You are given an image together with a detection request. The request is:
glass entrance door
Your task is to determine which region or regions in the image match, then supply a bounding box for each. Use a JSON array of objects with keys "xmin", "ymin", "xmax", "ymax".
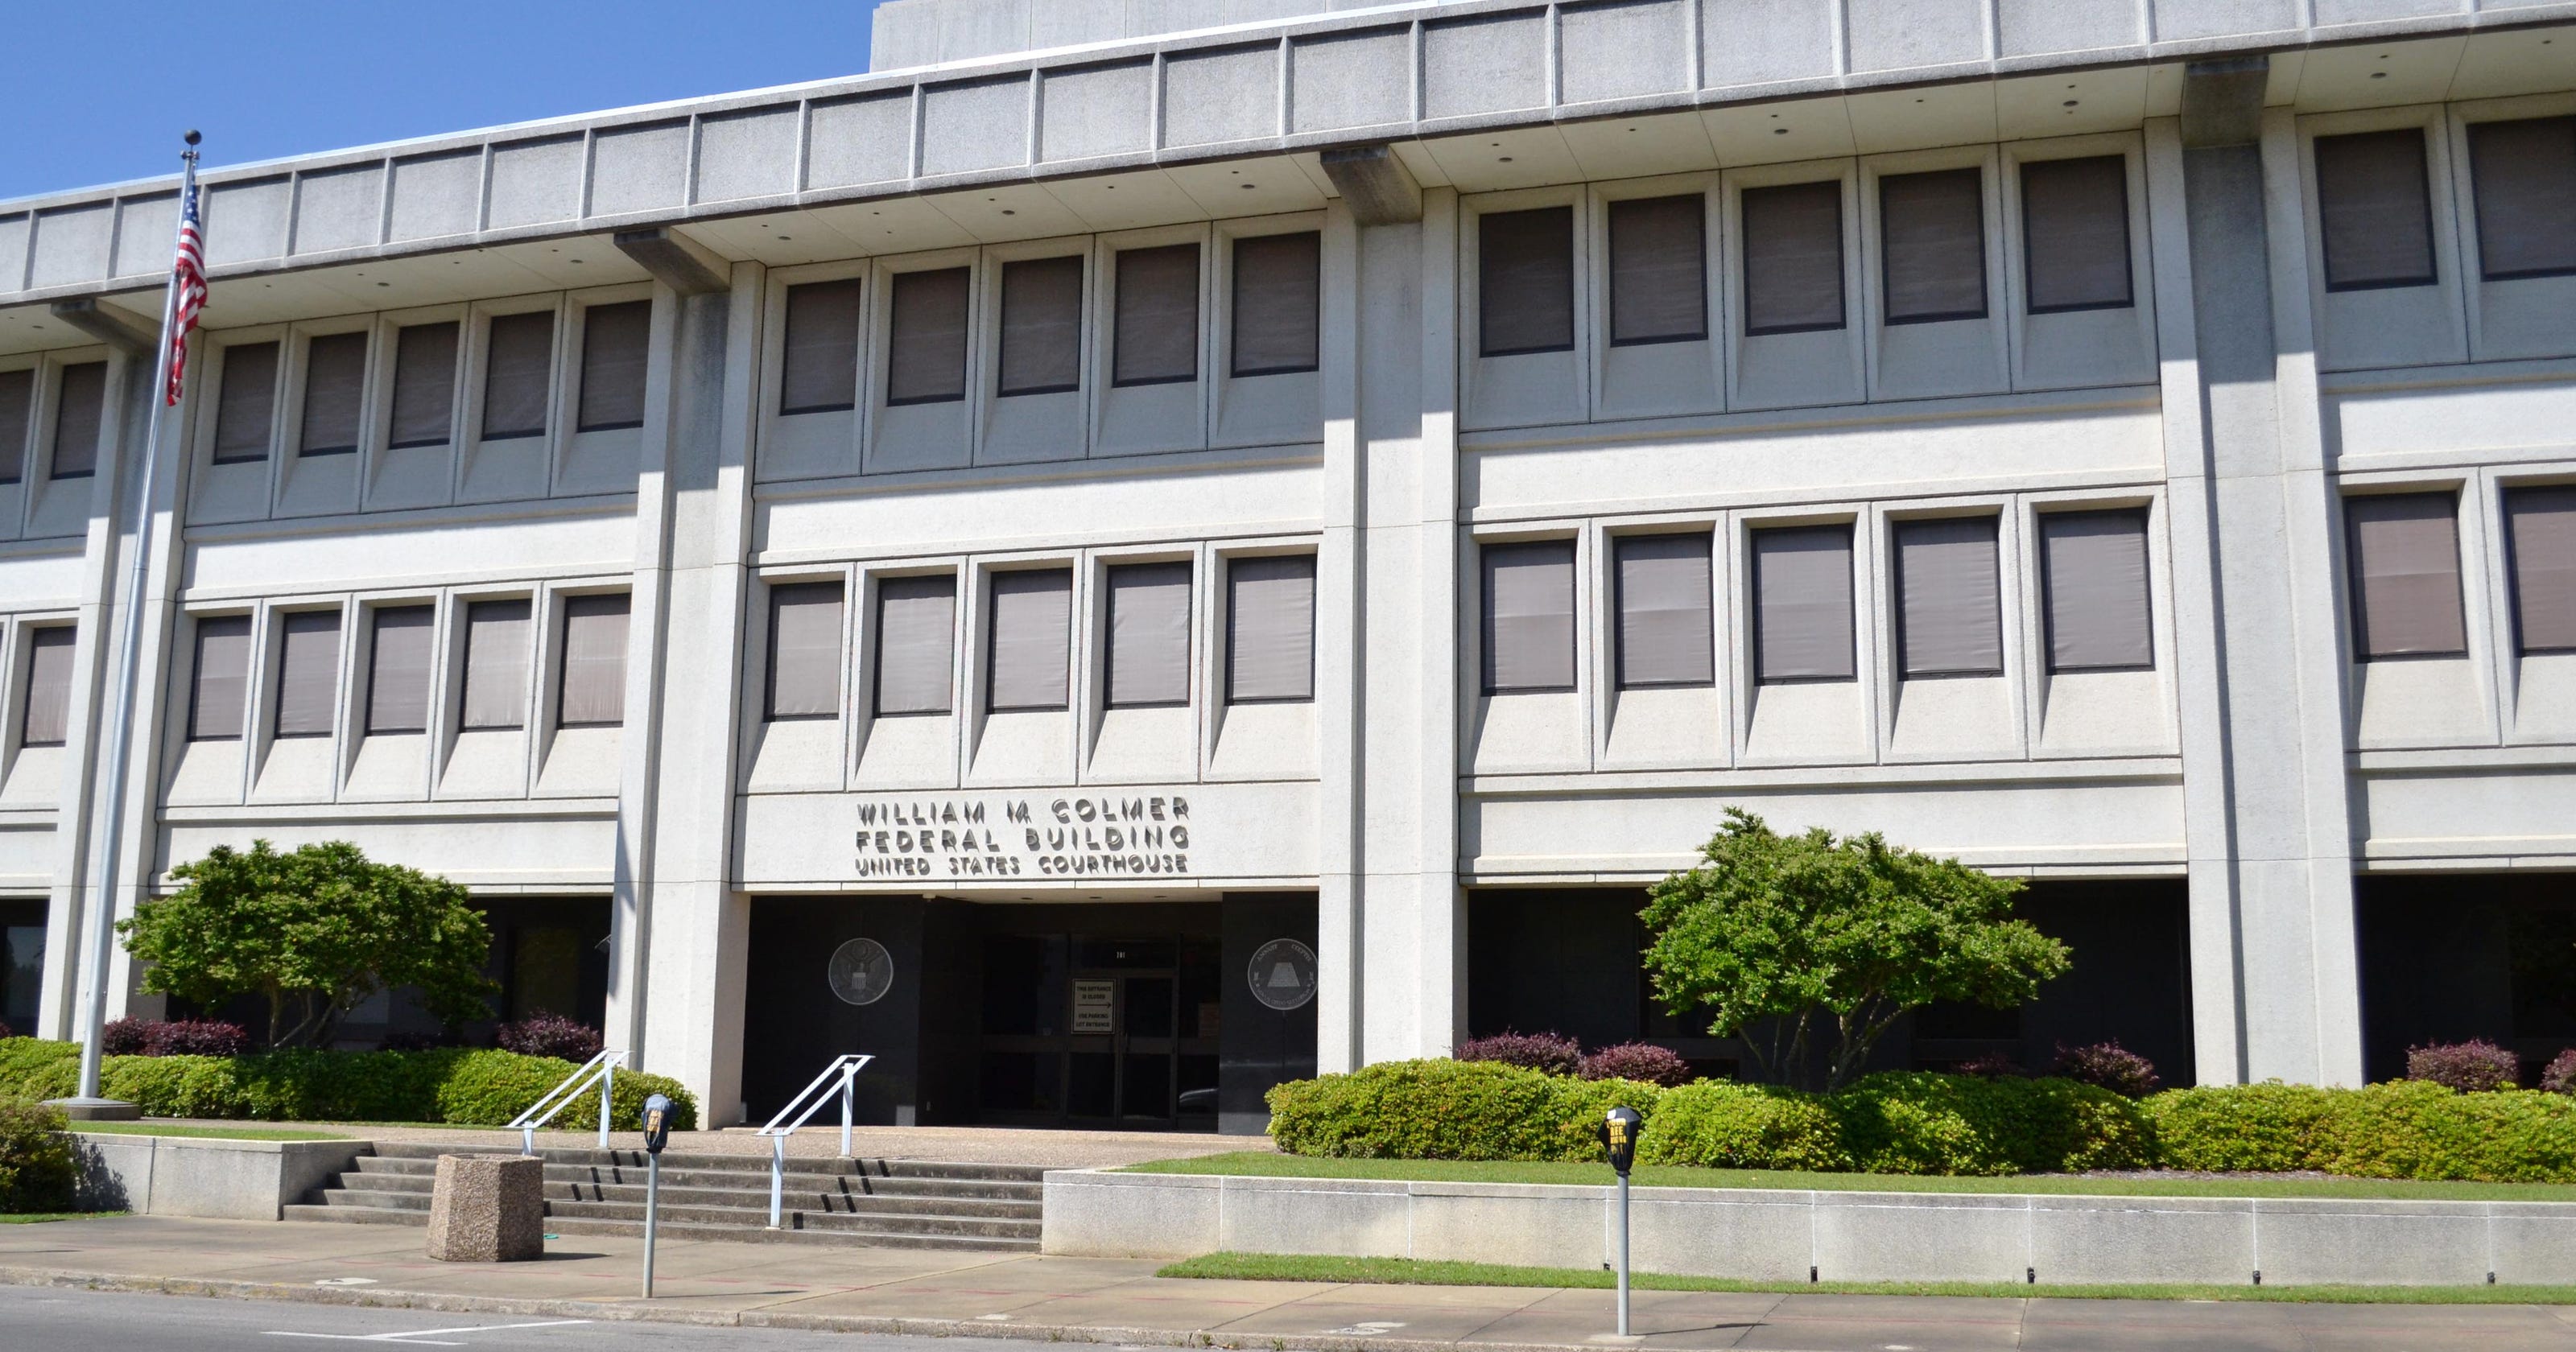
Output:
[{"xmin": 979, "ymin": 927, "xmax": 1218, "ymax": 1129}]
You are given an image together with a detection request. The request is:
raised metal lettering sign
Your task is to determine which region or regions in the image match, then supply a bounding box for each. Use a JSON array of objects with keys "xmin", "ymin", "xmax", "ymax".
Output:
[
  {"xmin": 1248, "ymin": 938, "xmax": 1318, "ymax": 1012},
  {"xmin": 826, "ymin": 937, "xmax": 894, "ymax": 1006}
]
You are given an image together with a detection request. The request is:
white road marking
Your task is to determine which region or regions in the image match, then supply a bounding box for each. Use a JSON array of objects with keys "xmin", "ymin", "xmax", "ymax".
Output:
[
  {"xmin": 263, "ymin": 1318, "xmax": 594, "ymax": 1345},
  {"xmin": 1324, "ymin": 1321, "xmax": 1407, "ymax": 1335}
]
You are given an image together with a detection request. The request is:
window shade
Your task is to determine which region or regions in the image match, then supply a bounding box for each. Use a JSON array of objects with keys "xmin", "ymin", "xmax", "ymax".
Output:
[
  {"xmin": 1481, "ymin": 541, "xmax": 1576, "ymax": 693},
  {"xmin": 1480, "ymin": 207, "xmax": 1575, "ymax": 357},
  {"xmin": 987, "ymin": 570, "xmax": 1071, "ymax": 712},
  {"xmin": 765, "ymin": 583, "xmax": 843, "ymax": 720},
  {"xmin": 1741, "ymin": 181, "xmax": 1845, "ymax": 335},
  {"xmin": 886, "ymin": 267, "xmax": 970, "ymax": 405},
  {"xmin": 2022, "ymin": 156, "xmax": 2133, "ymax": 313},
  {"xmin": 2346, "ymin": 493, "xmax": 2467, "ymax": 659},
  {"xmin": 481, "ymin": 311, "xmax": 554, "ymax": 441},
  {"xmin": 1895, "ymin": 517, "xmax": 2003, "ymax": 678},
  {"xmin": 0, "ymin": 368, "xmax": 31, "ymax": 484},
  {"xmin": 460, "ymin": 599, "xmax": 531, "ymax": 730},
  {"xmin": 780, "ymin": 279, "xmax": 863, "ymax": 414},
  {"xmin": 51, "ymin": 362, "xmax": 105, "ymax": 479},
  {"xmin": 1107, "ymin": 563, "xmax": 1191, "ymax": 707},
  {"xmin": 1752, "ymin": 525, "xmax": 1856, "ymax": 682},
  {"xmin": 577, "ymin": 301, "xmax": 650, "ymax": 432},
  {"xmin": 19, "ymin": 627, "xmax": 74, "ymax": 748},
  {"xmin": 211, "ymin": 342, "xmax": 279, "ymax": 465},
  {"xmin": 366, "ymin": 606, "xmax": 435, "ymax": 735},
  {"xmin": 1227, "ymin": 555, "xmax": 1315, "ymax": 703},
  {"xmin": 273, "ymin": 610, "xmax": 341, "ymax": 738},
  {"xmin": 1614, "ymin": 534, "xmax": 1714, "ymax": 688},
  {"xmin": 2506, "ymin": 486, "xmax": 2576, "ymax": 653},
  {"xmin": 873, "ymin": 575, "xmax": 956, "ymax": 716},
  {"xmin": 1232, "ymin": 232, "xmax": 1321, "ymax": 377},
  {"xmin": 1113, "ymin": 245, "xmax": 1198, "ymax": 387},
  {"xmin": 1608, "ymin": 196, "xmax": 1707, "ymax": 345},
  {"xmin": 188, "ymin": 615, "xmax": 251, "ymax": 741},
  {"xmin": 2041, "ymin": 510, "xmax": 2154, "ymax": 672},
  {"xmin": 2316, "ymin": 130, "xmax": 2437, "ymax": 291},
  {"xmin": 299, "ymin": 332, "xmax": 367, "ymax": 455},
  {"xmin": 1880, "ymin": 169, "xmax": 1988, "ymax": 324},
  {"xmin": 2469, "ymin": 117, "xmax": 2576, "ymax": 281},
  {"xmin": 390, "ymin": 322, "xmax": 460, "ymax": 447},
  {"xmin": 558, "ymin": 594, "xmax": 630, "ymax": 727},
  {"xmin": 1001, "ymin": 256, "xmax": 1086, "ymax": 395}
]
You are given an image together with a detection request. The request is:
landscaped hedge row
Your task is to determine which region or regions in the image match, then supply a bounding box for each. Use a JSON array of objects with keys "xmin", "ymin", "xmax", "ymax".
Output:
[
  {"xmin": 1265, "ymin": 1059, "xmax": 2576, "ymax": 1181},
  {"xmin": 0, "ymin": 1038, "xmax": 696, "ymax": 1131}
]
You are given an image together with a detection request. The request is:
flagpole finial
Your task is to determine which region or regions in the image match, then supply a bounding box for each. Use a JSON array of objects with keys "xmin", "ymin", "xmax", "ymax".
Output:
[{"xmin": 184, "ymin": 130, "xmax": 200, "ymax": 146}]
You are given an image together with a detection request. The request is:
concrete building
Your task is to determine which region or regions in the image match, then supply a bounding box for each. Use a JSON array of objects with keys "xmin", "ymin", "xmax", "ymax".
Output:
[{"xmin": 2, "ymin": 0, "xmax": 2574, "ymax": 1128}]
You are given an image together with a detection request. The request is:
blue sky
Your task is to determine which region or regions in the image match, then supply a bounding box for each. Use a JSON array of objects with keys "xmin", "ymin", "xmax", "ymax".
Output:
[{"xmin": 2, "ymin": 1, "xmax": 890, "ymax": 201}]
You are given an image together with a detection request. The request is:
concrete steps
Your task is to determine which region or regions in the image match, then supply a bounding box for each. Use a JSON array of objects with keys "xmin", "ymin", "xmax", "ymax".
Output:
[{"xmin": 287, "ymin": 1141, "xmax": 1046, "ymax": 1251}]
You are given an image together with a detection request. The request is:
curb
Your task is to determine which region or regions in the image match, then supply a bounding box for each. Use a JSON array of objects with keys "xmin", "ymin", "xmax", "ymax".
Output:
[{"xmin": 0, "ymin": 1264, "xmax": 1637, "ymax": 1352}]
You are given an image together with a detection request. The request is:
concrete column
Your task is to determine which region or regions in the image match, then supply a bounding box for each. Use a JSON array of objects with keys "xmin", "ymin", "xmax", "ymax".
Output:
[{"xmin": 1315, "ymin": 202, "xmax": 1364, "ymax": 1074}]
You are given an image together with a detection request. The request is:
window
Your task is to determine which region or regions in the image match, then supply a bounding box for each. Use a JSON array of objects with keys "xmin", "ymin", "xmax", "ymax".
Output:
[
  {"xmin": 1479, "ymin": 207, "xmax": 1575, "ymax": 357},
  {"xmin": 365, "ymin": 606, "xmax": 436, "ymax": 734},
  {"xmin": 1880, "ymin": 169, "xmax": 1987, "ymax": 324},
  {"xmin": 1740, "ymin": 181, "xmax": 1844, "ymax": 335},
  {"xmin": 764, "ymin": 582, "xmax": 842, "ymax": 720},
  {"xmin": 299, "ymin": 332, "xmax": 367, "ymax": 456},
  {"xmin": 1608, "ymin": 196, "xmax": 1707, "ymax": 346},
  {"xmin": 2345, "ymin": 493, "xmax": 2466, "ymax": 659},
  {"xmin": 1894, "ymin": 517, "xmax": 2003, "ymax": 678},
  {"xmin": 558, "ymin": 594, "xmax": 629, "ymax": 727},
  {"xmin": 1613, "ymin": 534, "xmax": 1713, "ymax": 688},
  {"xmin": 2506, "ymin": 486, "xmax": 2576, "ymax": 654},
  {"xmin": 459, "ymin": 599, "xmax": 532, "ymax": 731},
  {"xmin": 187, "ymin": 615, "xmax": 251, "ymax": 741},
  {"xmin": 2315, "ymin": 129, "xmax": 2437, "ymax": 291},
  {"xmin": 999, "ymin": 257, "xmax": 1084, "ymax": 396},
  {"xmin": 272, "ymin": 611, "xmax": 341, "ymax": 738},
  {"xmin": 51, "ymin": 361, "xmax": 107, "ymax": 479},
  {"xmin": 2040, "ymin": 510, "xmax": 2153, "ymax": 672},
  {"xmin": 2021, "ymin": 156, "xmax": 2132, "ymax": 313},
  {"xmin": 210, "ymin": 342, "xmax": 279, "ymax": 465},
  {"xmin": 390, "ymin": 322, "xmax": 460, "ymax": 448},
  {"xmin": 1227, "ymin": 554, "xmax": 1315, "ymax": 704},
  {"xmin": 1106, "ymin": 563, "xmax": 1191, "ymax": 708},
  {"xmin": 1232, "ymin": 233, "xmax": 1321, "ymax": 377},
  {"xmin": 576, "ymin": 301, "xmax": 650, "ymax": 432},
  {"xmin": 1480, "ymin": 541, "xmax": 1576, "ymax": 694},
  {"xmin": 873, "ymin": 575, "xmax": 955, "ymax": 717},
  {"xmin": 779, "ymin": 279, "xmax": 862, "ymax": 414},
  {"xmin": 2468, "ymin": 117, "xmax": 2576, "ymax": 282},
  {"xmin": 1113, "ymin": 245, "xmax": 1199, "ymax": 387},
  {"xmin": 886, "ymin": 267, "xmax": 970, "ymax": 406},
  {"xmin": 1751, "ymin": 525, "xmax": 1856, "ymax": 682},
  {"xmin": 987, "ymin": 570, "xmax": 1072, "ymax": 712},
  {"xmin": 18, "ymin": 627, "xmax": 73, "ymax": 748},
  {"xmin": 0, "ymin": 369, "xmax": 30, "ymax": 484},
  {"xmin": 481, "ymin": 311, "xmax": 553, "ymax": 441}
]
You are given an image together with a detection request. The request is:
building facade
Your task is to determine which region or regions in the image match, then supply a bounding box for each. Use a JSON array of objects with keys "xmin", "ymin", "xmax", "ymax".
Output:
[{"xmin": 2, "ymin": 0, "xmax": 2574, "ymax": 1128}]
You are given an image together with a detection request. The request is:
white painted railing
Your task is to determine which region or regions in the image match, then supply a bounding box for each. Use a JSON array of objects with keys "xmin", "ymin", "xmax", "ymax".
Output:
[
  {"xmin": 756, "ymin": 1053, "xmax": 873, "ymax": 1228},
  {"xmin": 505, "ymin": 1049, "xmax": 628, "ymax": 1155}
]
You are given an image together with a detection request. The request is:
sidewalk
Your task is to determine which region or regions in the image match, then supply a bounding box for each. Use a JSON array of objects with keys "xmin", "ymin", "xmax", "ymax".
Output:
[{"xmin": 6, "ymin": 1216, "xmax": 2576, "ymax": 1351}]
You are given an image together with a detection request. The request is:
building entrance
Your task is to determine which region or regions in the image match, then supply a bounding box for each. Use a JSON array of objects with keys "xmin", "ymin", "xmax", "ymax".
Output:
[{"xmin": 979, "ymin": 932, "xmax": 1221, "ymax": 1128}]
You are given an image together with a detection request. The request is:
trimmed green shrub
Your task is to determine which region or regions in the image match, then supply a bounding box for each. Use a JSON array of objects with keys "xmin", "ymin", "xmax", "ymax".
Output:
[
  {"xmin": 437, "ymin": 1051, "xmax": 698, "ymax": 1131},
  {"xmin": 1828, "ymin": 1071, "xmax": 2153, "ymax": 1175},
  {"xmin": 0, "ymin": 1038, "xmax": 79, "ymax": 1103},
  {"xmin": 2146, "ymin": 1081, "xmax": 2576, "ymax": 1183},
  {"xmin": 1265, "ymin": 1059, "xmax": 1664, "ymax": 1161},
  {"xmin": 1637, "ymin": 1080, "xmax": 1843, "ymax": 1171},
  {"xmin": 0, "ymin": 1097, "xmax": 77, "ymax": 1214}
]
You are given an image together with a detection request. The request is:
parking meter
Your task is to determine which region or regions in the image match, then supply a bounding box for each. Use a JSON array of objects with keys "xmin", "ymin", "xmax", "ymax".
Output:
[
  {"xmin": 640, "ymin": 1093, "xmax": 673, "ymax": 1296},
  {"xmin": 1596, "ymin": 1107, "xmax": 1644, "ymax": 1336},
  {"xmin": 642, "ymin": 1094, "xmax": 673, "ymax": 1154}
]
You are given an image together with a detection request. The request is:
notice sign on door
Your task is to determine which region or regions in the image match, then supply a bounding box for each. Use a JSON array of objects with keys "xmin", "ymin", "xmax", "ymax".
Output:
[{"xmin": 1072, "ymin": 979, "xmax": 1116, "ymax": 1034}]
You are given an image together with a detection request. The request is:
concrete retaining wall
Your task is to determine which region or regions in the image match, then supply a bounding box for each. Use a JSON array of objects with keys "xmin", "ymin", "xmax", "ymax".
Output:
[
  {"xmin": 72, "ymin": 1133, "xmax": 366, "ymax": 1222},
  {"xmin": 1042, "ymin": 1169, "xmax": 2576, "ymax": 1287}
]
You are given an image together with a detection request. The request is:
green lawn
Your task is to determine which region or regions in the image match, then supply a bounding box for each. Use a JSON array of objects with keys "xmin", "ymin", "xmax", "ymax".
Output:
[
  {"xmin": 1123, "ymin": 1152, "xmax": 2576, "ymax": 1203},
  {"xmin": 1158, "ymin": 1252, "xmax": 2576, "ymax": 1305},
  {"xmin": 68, "ymin": 1122, "xmax": 350, "ymax": 1141},
  {"xmin": 0, "ymin": 1211, "xmax": 124, "ymax": 1224}
]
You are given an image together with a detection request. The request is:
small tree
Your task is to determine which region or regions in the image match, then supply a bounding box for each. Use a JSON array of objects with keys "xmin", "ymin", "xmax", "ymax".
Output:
[
  {"xmin": 118, "ymin": 840, "xmax": 495, "ymax": 1048},
  {"xmin": 1639, "ymin": 809, "xmax": 2070, "ymax": 1091}
]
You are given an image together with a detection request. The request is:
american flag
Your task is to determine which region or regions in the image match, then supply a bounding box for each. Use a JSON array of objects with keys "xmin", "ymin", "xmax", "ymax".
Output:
[{"xmin": 164, "ymin": 183, "xmax": 207, "ymax": 406}]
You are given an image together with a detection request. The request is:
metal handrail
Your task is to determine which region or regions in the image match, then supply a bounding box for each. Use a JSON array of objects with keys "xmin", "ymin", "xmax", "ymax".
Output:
[
  {"xmin": 756, "ymin": 1053, "xmax": 873, "ymax": 1229},
  {"xmin": 506, "ymin": 1048, "xmax": 629, "ymax": 1155}
]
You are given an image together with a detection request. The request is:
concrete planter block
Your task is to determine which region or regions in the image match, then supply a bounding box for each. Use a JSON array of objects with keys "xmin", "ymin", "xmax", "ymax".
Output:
[
  {"xmin": 426, "ymin": 1154, "xmax": 546, "ymax": 1263},
  {"xmin": 69, "ymin": 1133, "xmax": 364, "ymax": 1221}
]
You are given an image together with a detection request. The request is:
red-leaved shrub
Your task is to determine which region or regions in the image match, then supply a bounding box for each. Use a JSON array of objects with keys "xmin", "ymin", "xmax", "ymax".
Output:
[
  {"xmin": 1579, "ymin": 1042, "xmax": 1693, "ymax": 1087},
  {"xmin": 2407, "ymin": 1039, "xmax": 2519, "ymax": 1092},
  {"xmin": 1953, "ymin": 1051, "xmax": 2025, "ymax": 1078},
  {"xmin": 100, "ymin": 1017, "xmax": 151, "ymax": 1056},
  {"xmin": 1455, "ymin": 1030, "xmax": 1583, "ymax": 1076},
  {"xmin": 497, "ymin": 1012, "xmax": 603, "ymax": 1063},
  {"xmin": 0, "ymin": 1017, "xmax": 12, "ymax": 1040},
  {"xmin": 2050, "ymin": 1041, "xmax": 2161, "ymax": 1098},
  {"xmin": 2540, "ymin": 1049, "xmax": 2576, "ymax": 1096},
  {"xmin": 100, "ymin": 1017, "xmax": 248, "ymax": 1057}
]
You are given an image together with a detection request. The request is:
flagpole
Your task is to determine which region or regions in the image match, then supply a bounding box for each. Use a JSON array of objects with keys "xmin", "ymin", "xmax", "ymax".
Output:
[{"xmin": 57, "ymin": 132, "xmax": 200, "ymax": 1116}]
